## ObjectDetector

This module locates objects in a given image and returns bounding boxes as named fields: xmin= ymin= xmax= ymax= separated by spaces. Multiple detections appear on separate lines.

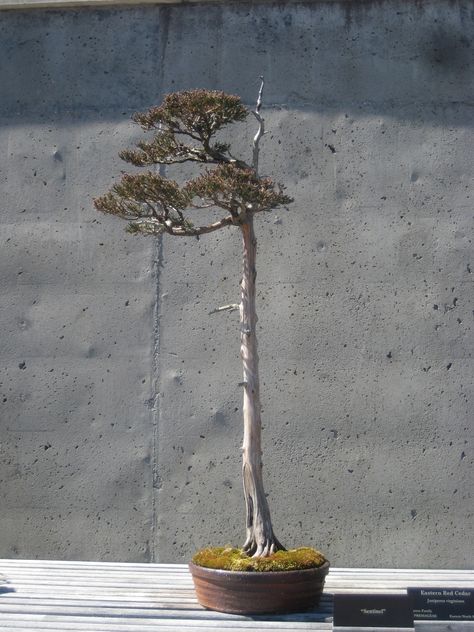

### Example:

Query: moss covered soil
xmin=192 ymin=547 xmax=327 ymax=572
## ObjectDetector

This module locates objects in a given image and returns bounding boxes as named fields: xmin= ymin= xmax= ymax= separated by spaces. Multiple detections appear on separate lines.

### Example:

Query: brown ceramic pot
xmin=189 ymin=560 xmax=330 ymax=615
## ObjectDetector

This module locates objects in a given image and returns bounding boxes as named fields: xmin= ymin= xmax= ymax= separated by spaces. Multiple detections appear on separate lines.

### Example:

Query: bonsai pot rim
xmin=189 ymin=559 xmax=330 ymax=579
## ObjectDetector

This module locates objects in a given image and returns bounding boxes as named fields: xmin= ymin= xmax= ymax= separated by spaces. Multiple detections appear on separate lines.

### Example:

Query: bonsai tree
xmin=95 ymin=81 xmax=292 ymax=558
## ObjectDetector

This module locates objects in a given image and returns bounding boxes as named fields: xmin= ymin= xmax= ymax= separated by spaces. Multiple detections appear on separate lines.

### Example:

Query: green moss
xmin=192 ymin=546 xmax=327 ymax=572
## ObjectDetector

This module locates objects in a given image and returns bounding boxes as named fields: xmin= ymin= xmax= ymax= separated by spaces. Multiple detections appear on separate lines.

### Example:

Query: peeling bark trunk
xmin=240 ymin=216 xmax=284 ymax=557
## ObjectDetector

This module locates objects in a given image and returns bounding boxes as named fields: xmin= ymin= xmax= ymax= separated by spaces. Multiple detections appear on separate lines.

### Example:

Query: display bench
xmin=0 ymin=560 xmax=473 ymax=631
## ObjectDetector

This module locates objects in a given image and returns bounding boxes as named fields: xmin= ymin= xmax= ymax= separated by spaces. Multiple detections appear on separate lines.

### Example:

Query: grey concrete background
xmin=0 ymin=0 xmax=472 ymax=567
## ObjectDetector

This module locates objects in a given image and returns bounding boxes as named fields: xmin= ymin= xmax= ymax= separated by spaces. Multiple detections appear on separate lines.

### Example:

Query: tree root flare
xmin=243 ymin=534 xmax=286 ymax=558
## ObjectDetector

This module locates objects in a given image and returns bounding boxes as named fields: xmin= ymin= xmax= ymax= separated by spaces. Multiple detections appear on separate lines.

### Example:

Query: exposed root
xmin=243 ymin=532 xmax=286 ymax=558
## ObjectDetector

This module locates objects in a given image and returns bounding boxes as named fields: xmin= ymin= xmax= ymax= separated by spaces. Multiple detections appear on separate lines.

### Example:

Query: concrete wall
xmin=0 ymin=0 xmax=472 ymax=568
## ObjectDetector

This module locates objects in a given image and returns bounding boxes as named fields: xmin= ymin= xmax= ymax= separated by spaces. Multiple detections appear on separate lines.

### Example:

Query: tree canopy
xmin=94 ymin=89 xmax=292 ymax=237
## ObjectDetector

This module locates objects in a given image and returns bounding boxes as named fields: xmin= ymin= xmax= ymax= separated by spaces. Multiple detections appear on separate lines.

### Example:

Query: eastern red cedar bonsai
xmin=95 ymin=81 xmax=293 ymax=558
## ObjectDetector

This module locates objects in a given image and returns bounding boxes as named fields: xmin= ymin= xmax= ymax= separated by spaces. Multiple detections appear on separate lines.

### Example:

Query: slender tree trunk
xmin=240 ymin=215 xmax=284 ymax=557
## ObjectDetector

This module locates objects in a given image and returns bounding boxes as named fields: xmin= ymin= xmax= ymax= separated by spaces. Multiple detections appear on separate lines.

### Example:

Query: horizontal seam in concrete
xmin=0 ymin=0 xmax=397 ymax=12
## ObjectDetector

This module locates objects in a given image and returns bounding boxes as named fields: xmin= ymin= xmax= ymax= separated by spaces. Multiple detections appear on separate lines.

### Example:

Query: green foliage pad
xmin=192 ymin=547 xmax=327 ymax=572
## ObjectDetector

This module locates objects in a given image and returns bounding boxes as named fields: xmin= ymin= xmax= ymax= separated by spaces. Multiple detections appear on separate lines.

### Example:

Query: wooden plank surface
xmin=0 ymin=561 xmax=473 ymax=631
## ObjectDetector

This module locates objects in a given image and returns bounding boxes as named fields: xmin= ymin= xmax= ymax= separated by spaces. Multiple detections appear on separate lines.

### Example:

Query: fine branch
xmin=209 ymin=303 xmax=240 ymax=315
xmin=252 ymin=76 xmax=265 ymax=174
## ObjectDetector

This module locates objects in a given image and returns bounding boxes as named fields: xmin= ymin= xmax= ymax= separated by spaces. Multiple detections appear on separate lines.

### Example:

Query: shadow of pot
xmin=189 ymin=560 xmax=330 ymax=615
